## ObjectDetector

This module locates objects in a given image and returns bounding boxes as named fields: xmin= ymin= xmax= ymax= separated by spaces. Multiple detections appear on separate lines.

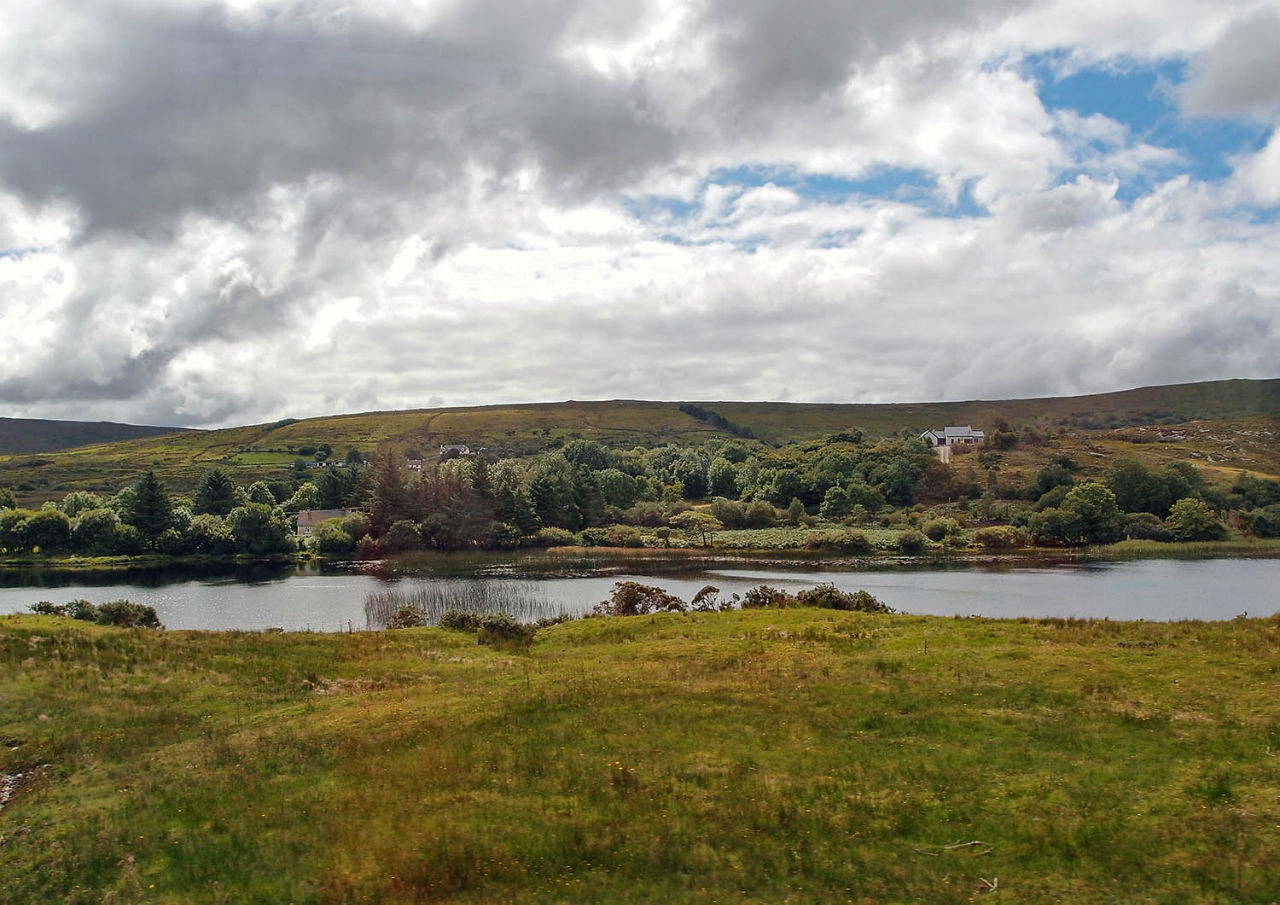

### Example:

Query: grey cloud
xmin=0 ymin=1 xmax=675 ymax=238
xmin=700 ymin=0 xmax=1030 ymax=112
xmin=1181 ymin=8 xmax=1280 ymax=118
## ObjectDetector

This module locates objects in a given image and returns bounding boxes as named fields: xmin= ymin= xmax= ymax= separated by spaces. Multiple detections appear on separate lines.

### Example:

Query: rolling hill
xmin=1 ymin=378 xmax=1276 ymax=499
xmin=0 ymin=417 xmax=190 ymax=456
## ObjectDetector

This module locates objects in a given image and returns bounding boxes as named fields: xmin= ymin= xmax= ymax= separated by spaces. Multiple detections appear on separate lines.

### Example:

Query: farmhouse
xmin=918 ymin=425 xmax=985 ymax=447
xmin=440 ymin=444 xmax=471 ymax=457
xmin=296 ymin=509 xmax=354 ymax=537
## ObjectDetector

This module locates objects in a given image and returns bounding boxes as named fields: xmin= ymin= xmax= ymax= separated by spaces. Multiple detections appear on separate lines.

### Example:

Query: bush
xmin=922 ymin=517 xmax=960 ymax=542
xmin=795 ymin=583 xmax=894 ymax=613
xmin=1165 ymin=498 xmax=1226 ymax=541
xmin=972 ymin=526 xmax=1029 ymax=549
xmin=477 ymin=613 xmax=535 ymax=647
xmin=594 ymin=581 xmax=686 ymax=616
xmin=387 ymin=605 xmax=425 ymax=629
xmin=438 ymin=609 xmax=483 ymax=631
xmin=803 ymin=530 xmax=873 ymax=553
xmin=690 ymin=584 xmax=736 ymax=612
xmin=382 ymin=520 xmax=423 ymax=554
xmin=95 ymin=600 xmax=163 ymax=628
xmin=530 ymin=526 xmax=577 ymax=547
xmin=708 ymin=499 xmax=747 ymax=529
xmin=739 ymin=585 xmax=794 ymax=609
xmin=1120 ymin=512 xmax=1173 ymax=542
xmin=896 ymin=529 xmax=926 ymax=554
xmin=1250 ymin=503 xmax=1280 ymax=538
xmin=744 ymin=501 xmax=777 ymax=528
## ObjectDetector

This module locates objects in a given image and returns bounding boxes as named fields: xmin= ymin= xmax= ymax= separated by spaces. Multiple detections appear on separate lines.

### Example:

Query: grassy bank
xmin=3 ymin=610 xmax=1279 ymax=903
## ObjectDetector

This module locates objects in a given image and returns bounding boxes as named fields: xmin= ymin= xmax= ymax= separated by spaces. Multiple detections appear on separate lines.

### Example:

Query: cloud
xmin=0 ymin=0 xmax=1276 ymax=428
xmin=1180 ymin=7 xmax=1280 ymax=118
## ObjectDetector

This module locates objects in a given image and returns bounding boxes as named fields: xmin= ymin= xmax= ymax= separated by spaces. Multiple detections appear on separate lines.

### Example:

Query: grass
xmin=3 ymin=609 xmax=1280 ymax=903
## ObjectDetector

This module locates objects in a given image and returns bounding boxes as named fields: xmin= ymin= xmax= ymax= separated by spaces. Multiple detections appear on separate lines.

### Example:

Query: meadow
xmin=2 ymin=608 xmax=1278 ymax=903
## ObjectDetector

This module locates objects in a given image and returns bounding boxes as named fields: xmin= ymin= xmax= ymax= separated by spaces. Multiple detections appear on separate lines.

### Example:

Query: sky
xmin=1 ymin=0 xmax=1278 ymax=428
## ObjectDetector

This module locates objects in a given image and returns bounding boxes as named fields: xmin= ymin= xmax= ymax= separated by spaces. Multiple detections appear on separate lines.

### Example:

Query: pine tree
xmin=126 ymin=471 xmax=174 ymax=549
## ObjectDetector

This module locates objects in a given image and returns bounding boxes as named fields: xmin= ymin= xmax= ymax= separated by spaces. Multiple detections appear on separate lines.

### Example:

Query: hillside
xmin=0 ymin=417 xmax=189 ymax=456
xmin=1 ymin=378 xmax=1276 ymax=498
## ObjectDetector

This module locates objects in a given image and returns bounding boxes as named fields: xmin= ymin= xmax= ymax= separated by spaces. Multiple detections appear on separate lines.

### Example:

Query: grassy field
xmin=2 ymin=379 xmax=1276 ymax=500
xmin=3 ymin=609 xmax=1279 ymax=903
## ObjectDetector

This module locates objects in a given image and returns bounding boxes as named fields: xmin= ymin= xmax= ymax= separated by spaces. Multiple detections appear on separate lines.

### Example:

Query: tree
xmin=344 ymin=447 xmax=364 ymax=466
xmin=60 ymin=490 xmax=105 ymax=518
xmin=707 ymin=457 xmax=739 ymax=499
xmin=669 ymin=511 xmax=723 ymax=547
xmin=185 ymin=514 xmax=236 ymax=555
xmin=125 ymin=471 xmax=175 ymax=550
xmin=286 ymin=482 xmax=323 ymax=512
xmin=1165 ymin=498 xmax=1226 ymax=541
xmin=226 ymin=504 xmax=294 ymax=555
xmin=1061 ymin=482 xmax=1121 ymax=545
xmin=194 ymin=468 xmax=241 ymax=516
xmin=246 ymin=481 xmax=277 ymax=505
xmin=24 ymin=509 xmax=72 ymax=553
xmin=0 ymin=487 xmax=16 ymax=510
xmin=820 ymin=485 xmax=851 ymax=519
xmin=72 ymin=508 xmax=128 ymax=555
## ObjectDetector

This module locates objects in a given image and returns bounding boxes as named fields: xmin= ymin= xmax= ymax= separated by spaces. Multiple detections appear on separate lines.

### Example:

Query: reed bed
xmin=363 ymin=579 xmax=565 ymax=629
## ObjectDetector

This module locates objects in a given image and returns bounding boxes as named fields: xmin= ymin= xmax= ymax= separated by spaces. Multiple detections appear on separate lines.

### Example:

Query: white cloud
xmin=0 ymin=0 xmax=1276 ymax=427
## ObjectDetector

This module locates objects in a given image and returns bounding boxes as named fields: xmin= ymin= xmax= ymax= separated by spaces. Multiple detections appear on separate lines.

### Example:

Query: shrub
xmin=708 ymin=498 xmax=747 ymax=529
xmin=795 ymin=583 xmax=894 ymax=613
xmin=438 ymin=609 xmax=483 ymax=631
xmin=1250 ymin=503 xmax=1280 ymax=538
xmin=1120 ymin=512 xmax=1173 ymax=542
xmin=1165 ymin=498 xmax=1226 ymax=541
xmin=972 ymin=526 xmax=1029 ymax=549
xmin=530 ymin=527 xmax=577 ymax=547
xmin=744 ymin=501 xmax=777 ymax=528
xmin=804 ymin=530 xmax=873 ymax=553
xmin=35 ymin=599 xmax=162 ymax=629
xmin=594 ymin=581 xmax=686 ymax=616
xmin=739 ymin=585 xmax=794 ymax=609
xmin=690 ymin=585 xmax=736 ymax=612
xmin=605 ymin=525 xmax=645 ymax=547
xmin=922 ymin=517 xmax=960 ymax=542
xmin=477 ymin=613 xmax=535 ymax=647
xmin=387 ymin=605 xmax=425 ymax=629
xmin=311 ymin=520 xmax=356 ymax=556
xmin=94 ymin=600 xmax=163 ymax=628
xmin=382 ymin=520 xmax=423 ymax=554
xmin=896 ymin=529 xmax=926 ymax=554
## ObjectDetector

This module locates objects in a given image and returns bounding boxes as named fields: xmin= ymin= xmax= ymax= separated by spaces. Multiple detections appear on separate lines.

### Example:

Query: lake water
xmin=1 ymin=555 xmax=1277 ymax=631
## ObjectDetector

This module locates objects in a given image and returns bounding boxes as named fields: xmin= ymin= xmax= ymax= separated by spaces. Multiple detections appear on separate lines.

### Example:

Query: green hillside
xmin=0 ymin=417 xmax=190 ymax=456
xmin=1 ymin=379 xmax=1276 ymax=498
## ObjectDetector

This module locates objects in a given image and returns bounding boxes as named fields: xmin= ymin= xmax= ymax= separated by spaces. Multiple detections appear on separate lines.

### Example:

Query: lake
xmin=1 ymin=554 xmax=1277 ymax=630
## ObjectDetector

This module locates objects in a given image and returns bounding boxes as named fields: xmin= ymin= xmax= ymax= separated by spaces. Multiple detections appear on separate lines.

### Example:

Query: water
xmin=0 ymin=556 xmax=1277 ymax=631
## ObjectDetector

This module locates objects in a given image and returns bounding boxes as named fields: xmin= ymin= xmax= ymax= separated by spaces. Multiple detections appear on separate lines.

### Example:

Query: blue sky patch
xmin=1029 ymin=53 xmax=1270 ymax=185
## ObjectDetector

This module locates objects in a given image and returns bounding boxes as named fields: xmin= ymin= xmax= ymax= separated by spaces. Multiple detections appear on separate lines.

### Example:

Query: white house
xmin=918 ymin=426 xmax=985 ymax=447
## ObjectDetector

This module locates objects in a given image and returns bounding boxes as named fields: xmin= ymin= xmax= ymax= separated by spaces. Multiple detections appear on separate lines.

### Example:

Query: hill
xmin=0 ymin=416 xmax=189 ymax=456
xmin=0 ymin=378 xmax=1276 ymax=497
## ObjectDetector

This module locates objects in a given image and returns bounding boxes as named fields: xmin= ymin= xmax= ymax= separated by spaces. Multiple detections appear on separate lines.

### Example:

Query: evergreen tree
xmin=194 ymin=468 xmax=240 ymax=516
xmin=125 ymin=471 xmax=175 ymax=549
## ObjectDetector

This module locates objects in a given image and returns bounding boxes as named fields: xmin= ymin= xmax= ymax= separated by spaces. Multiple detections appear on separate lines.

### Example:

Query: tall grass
xmin=363 ymin=579 xmax=565 ymax=629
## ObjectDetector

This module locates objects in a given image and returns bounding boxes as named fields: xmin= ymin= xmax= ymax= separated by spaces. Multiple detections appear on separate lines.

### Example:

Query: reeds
xmin=363 ymin=579 xmax=565 ymax=629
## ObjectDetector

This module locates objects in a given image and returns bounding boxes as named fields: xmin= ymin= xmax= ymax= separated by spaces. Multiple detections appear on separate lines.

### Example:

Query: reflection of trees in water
xmin=364 ymin=579 xmax=561 ymax=630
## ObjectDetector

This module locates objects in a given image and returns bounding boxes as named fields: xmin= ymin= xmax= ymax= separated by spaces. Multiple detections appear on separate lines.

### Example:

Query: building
xmin=439 ymin=444 xmax=471 ymax=458
xmin=296 ymin=509 xmax=354 ymax=537
xmin=918 ymin=426 xmax=985 ymax=447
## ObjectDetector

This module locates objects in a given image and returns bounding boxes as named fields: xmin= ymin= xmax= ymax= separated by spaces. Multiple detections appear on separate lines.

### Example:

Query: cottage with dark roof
xmin=918 ymin=425 xmax=985 ymax=447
